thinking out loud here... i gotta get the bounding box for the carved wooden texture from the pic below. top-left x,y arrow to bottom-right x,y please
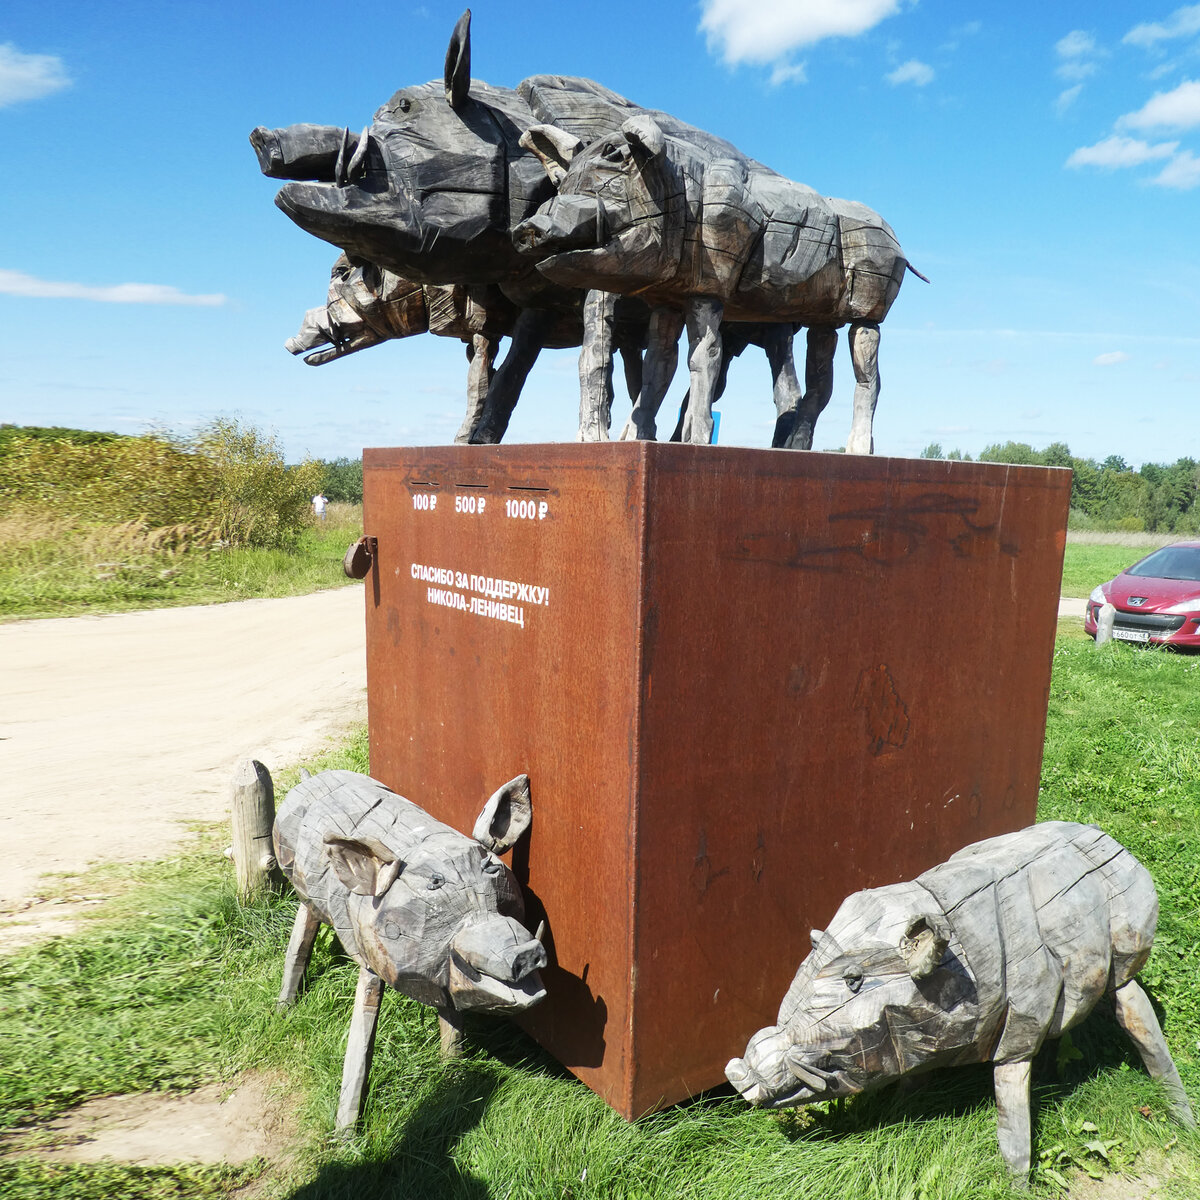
515,74 -> 924,448
287,252 -> 654,445
727,821 -> 1193,1181
1113,978 -> 1196,1126
272,769 -> 546,1131
520,77 -> 818,446
255,23 -> 808,447
335,966 -> 385,1136
230,758 -> 279,900
277,900 -> 321,1011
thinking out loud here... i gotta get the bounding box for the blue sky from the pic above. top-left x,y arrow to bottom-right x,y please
3,1 -> 1199,466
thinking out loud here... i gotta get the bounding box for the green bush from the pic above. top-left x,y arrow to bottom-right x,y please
191,419 -> 324,547
0,419 -> 323,549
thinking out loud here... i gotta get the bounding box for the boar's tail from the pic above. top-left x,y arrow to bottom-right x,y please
905,261 -> 931,284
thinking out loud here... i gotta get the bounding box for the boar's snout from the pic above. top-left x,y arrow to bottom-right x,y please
725,1056 -> 778,1107
286,307 -> 334,357
513,195 -> 605,254
251,123 -> 356,182
249,126 -> 283,176
448,915 -> 548,1012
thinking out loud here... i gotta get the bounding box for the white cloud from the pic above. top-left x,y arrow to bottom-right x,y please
1151,148 -> 1200,187
1055,85 -> 1083,115
1053,29 -> 1102,86
1094,351 -> 1130,365
1125,5 -> 1200,48
1065,135 -> 1179,168
0,42 -> 69,107
1057,59 -> 1097,82
699,0 -> 901,66
1118,79 -> 1200,130
886,59 -> 934,87
769,61 -> 808,86
0,269 -> 227,306
1056,30 -> 1097,59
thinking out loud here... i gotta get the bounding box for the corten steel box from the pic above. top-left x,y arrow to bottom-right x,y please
360,442 -> 1070,1119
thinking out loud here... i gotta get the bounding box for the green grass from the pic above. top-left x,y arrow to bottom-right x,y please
1059,543 -> 1152,599
0,504 -> 363,621
2,650 -> 1199,1199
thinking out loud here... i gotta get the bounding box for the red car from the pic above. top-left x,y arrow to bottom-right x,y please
1084,541 -> 1200,648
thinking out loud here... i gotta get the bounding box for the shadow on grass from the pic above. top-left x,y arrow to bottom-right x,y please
286,1069 -> 500,1200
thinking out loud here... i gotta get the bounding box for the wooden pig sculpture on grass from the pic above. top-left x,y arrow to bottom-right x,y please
273,769 -> 547,1133
726,822 -> 1195,1184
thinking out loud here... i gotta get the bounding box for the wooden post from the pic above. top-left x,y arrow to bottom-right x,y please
231,758 -> 279,900
1095,602 -> 1116,646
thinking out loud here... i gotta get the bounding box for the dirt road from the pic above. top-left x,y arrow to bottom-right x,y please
0,587 -> 367,913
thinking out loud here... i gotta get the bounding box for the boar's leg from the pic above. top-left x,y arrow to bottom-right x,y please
993,1059 -> 1033,1184
469,310 -> 550,444
577,289 -> 618,441
335,966 -> 385,1136
455,334 -> 498,444
1113,979 -> 1196,1127
277,902 -> 322,1011
616,334 -> 643,411
781,325 -> 837,451
621,306 -> 684,441
680,296 -> 724,445
437,1004 -> 466,1058
846,320 -> 880,455
671,315 -> 745,443
756,323 -> 801,448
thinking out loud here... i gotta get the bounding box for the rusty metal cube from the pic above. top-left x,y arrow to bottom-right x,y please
360,442 -> 1070,1118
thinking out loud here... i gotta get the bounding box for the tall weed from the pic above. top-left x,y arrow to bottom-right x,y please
0,419 -> 323,549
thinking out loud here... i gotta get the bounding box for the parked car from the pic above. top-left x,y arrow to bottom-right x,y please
1084,541 -> 1200,648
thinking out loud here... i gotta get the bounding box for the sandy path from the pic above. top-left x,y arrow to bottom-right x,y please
0,587 -> 367,910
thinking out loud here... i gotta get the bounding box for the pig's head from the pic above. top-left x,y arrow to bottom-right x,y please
322,774 -> 547,1012
727,885 -> 979,1108
512,114 -> 684,295
286,254 -> 428,365
251,12 -> 554,286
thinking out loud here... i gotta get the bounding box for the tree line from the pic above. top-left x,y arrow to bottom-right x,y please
921,441 -> 1200,534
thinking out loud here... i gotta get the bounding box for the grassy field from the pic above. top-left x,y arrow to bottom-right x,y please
0,516 -> 1177,617
1,630 -> 1198,1198
1058,539 -> 1178,600
0,504 -> 363,621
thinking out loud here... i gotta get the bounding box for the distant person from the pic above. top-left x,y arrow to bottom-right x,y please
312,492 -> 328,520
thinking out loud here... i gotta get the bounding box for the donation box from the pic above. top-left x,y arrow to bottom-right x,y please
360,442 -> 1071,1118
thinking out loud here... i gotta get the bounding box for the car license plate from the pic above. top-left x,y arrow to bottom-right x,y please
1113,628 -> 1151,643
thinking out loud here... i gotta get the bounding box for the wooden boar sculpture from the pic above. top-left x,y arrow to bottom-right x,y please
274,769 -> 547,1133
726,822 -> 1195,1184
287,252 -> 650,444
515,108 -> 927,450
253,12 -> 808,446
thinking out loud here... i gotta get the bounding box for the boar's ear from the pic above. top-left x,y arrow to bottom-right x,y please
809,928 -> 841,958
444,10 -> 472,111
324,834 -> 403,897
620,114 -> 666,163
473,774 -> 532,854
519,124 -> 585,186
900,914 -> 951,980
